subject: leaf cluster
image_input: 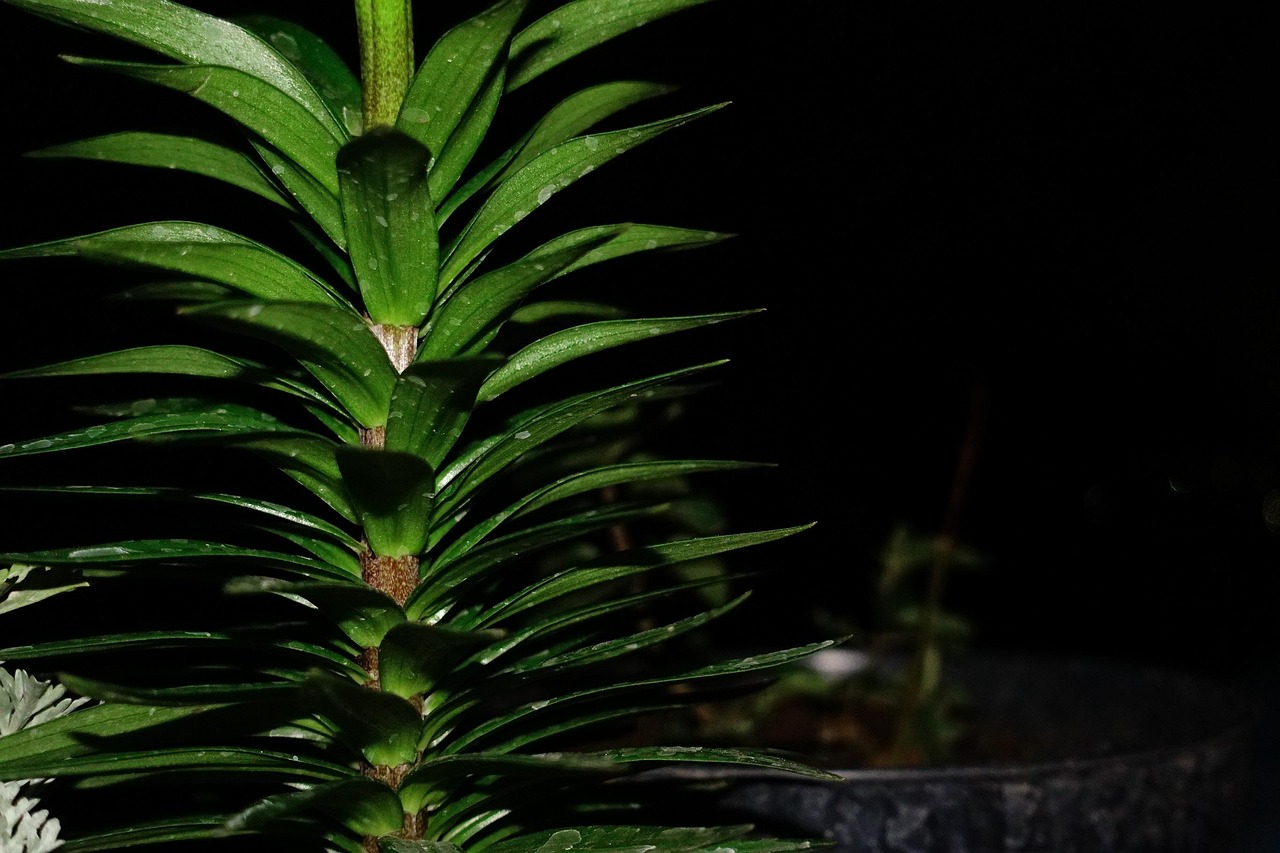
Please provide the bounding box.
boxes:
[0,1,827,850]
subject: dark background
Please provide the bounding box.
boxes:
[1,0,1276,838]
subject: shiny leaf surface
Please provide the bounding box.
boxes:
[338,128,438,325]
[28,131,293,207]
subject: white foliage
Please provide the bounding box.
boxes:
[1,781,64,853]
[1,669,90,852]
[0,669,89,738]
[0,566,87,617]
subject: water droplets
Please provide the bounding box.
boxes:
[537,829,580,853]
[268,31,301,60]
[514,430,532,440]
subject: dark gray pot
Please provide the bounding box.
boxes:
[685,654,1259,852]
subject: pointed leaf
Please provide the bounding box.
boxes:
[28,131,293,207]
[381,841,464,853]
[398,752,617,813]
[480,311,757,401]
[435,362,722,516]
[441,106,724,286]
[0,221,343,305]
[225,577,404,647]
[422,240,609,361]
[494,81,679,187]
[65,57,342,193]
[227,433,354,523]
[57,673,297,707]
[2,344,337,409]
[508,0,718,91]
[398,0,530,185]
[427,64,504,210]
[387,358,500,468]
[0,745,350,782]
[253,140,348,249]
[378,621,502,699]
[0,704,203,777]
[0,539,350,581]
[0,408,295,459]
[302,671,421,767]
[336,446,435,558]
[489,826,753,853]
[5,0,345,136]
[234,14,363,136]
[226,776,402,837]
[181,301,397,428]
[338,128,439,325]
[515,593,749,675]
[478,525,812,626]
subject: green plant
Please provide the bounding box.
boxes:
[0,1,836,850]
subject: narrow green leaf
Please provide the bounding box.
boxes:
[508,300,628,325]
[226,777,402,837]
[452,637,833,754]
[398,0,530,177]
[434,362,722,518]
[28,131,293,207]
[5,0,345,134]
[181,301,397,428]
[493,81,679,188]
[335,446,435,558]
[0,539,350,581]
[410,503,666,621]
[253,140,348,249]
[440,104,716,284]
[398,752,617,813]
[302,671,422,767]
[480,311,757,402]
[338,128,438,325]
[227,434,354,523]
[512,593,749,676]
[107,279,236,303]
[508,0,718,91]
[0,745,350,782]
[234,14,363,136]
[378,621,502,699]
[64,57,342,193]
[441,106,724,286]
[541,222,733,279]
[0,704,204,776]
[57,673,296,707]
[426,65,504,209]
[387,358,500,469]
[57,817,248,852]
[478,525,812,626]
[0,408,293,459]
[381,840,464,853]
[0,221,344,305]
[421,240,609,361]
[2,344,338,409]
[0,486,361,551]
[591,745,838,779]
[459,574,740,671]
[225,577,405,648]
[488,824,753,853]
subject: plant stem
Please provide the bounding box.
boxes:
[886,382,987,764]
[355,0,415,129]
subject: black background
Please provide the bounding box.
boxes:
[1,0,1276,793]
